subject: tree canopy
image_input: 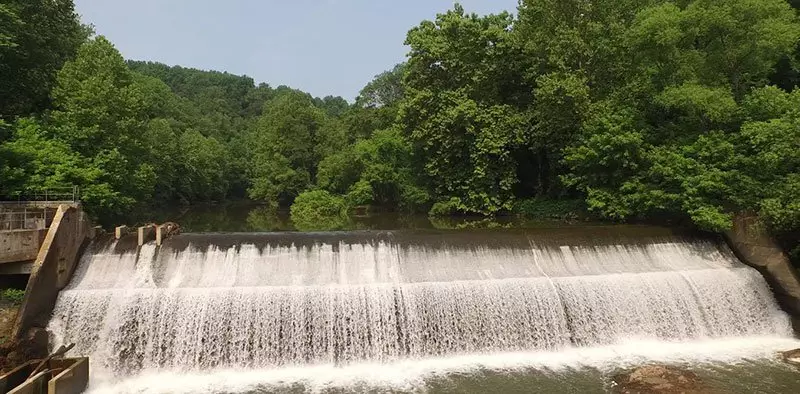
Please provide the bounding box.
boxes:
[1,0,799,262]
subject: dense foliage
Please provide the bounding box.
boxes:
[0,0,799,260]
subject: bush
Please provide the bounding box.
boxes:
[514,198,586,220]
[290,190,349,231]
[1,289,25,305]
[428,197,462,217]
[345,180,373,207]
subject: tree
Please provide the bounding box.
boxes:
[401,5,528,214]
[248,91,345,205]
[561,0,800,230]
[317,127,429,210]
[0,118,131,219]
[0,0,87,118]
[356,63,407,108]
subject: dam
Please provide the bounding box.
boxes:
[46,228,800,393]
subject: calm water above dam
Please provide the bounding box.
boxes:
[47,207,800,393]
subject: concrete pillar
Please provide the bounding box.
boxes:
[137,225,156,246]
[114,225,128,239]
[155,225,163,246]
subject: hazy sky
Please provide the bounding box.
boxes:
[74,1,519,101]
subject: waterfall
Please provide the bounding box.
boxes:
[46,230,796,392]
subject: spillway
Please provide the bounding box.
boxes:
[46,228,798,393]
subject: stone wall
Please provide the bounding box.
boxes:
[0,230,47,265]
[725,213,800,332]
[11,206,94,338]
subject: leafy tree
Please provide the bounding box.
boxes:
[175,129,229,201]
[356,63,407,108]
[401,5,529,215]
[0,118,131,218]
[317,127,428,210]
[562,0,800,231]
[315,95,350,118]
[248,91,345,205]
[0,0,87,118]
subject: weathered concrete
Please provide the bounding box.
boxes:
[137,225,155,246]
[155,222,180,246]
[0,357,87,394]
[0,360,36,392]
[48,358,88,394]
[114,225,129,240]
[7,370,47,394]
[0,261,34,275]
[0,230,48,265]
[725,213,800,331]
[12,206,94,338]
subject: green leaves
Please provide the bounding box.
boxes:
[248,91,345,206]
[656,83,739,124]
[289,190,349,231]
[0,0,87,118]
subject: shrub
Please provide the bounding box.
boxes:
[345,180,373,207]
[1,289,25,305]
[290,190,349,231]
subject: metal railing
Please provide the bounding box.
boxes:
[0,186,79,230]
[0,208,56,230]
[2,186,81,203]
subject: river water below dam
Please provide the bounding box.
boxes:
[45,227,800,393]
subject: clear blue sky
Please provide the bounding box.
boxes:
[74,0,520,101]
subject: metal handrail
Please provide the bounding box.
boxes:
[0,209,56,230]
[1,186,81,203]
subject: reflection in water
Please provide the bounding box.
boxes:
[126,202,592,233]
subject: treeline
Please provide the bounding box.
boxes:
[1,0,799,259]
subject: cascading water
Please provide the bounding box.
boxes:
[46,229,798,393]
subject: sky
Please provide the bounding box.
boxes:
[74,0,520,101]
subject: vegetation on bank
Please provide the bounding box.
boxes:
[0,0,798,262]
[0,289,24,306]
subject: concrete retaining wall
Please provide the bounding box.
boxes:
[725,213,800,331]
[7,370,47,394]
[0,230,48,264]
[48,358,88,394]
[12,206,94,338]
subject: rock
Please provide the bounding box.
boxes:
[162,222,181,237]
[782,348,800,366]
[26,327,48,353]
[613,365,710,393]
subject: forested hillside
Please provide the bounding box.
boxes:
[1,0,798,261]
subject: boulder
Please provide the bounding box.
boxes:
[162,222,181,237]
[613,365,710,393]
[782,348,800,366]
[0,326,48,373]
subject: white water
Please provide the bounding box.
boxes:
[46,234,797,393]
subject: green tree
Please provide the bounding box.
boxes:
[401,5,529,215]
[248,91,345,205]
[356,63,407,109]
[0,0,87,118]
[561,0,800,231]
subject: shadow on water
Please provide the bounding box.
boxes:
[125,201,697,234]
